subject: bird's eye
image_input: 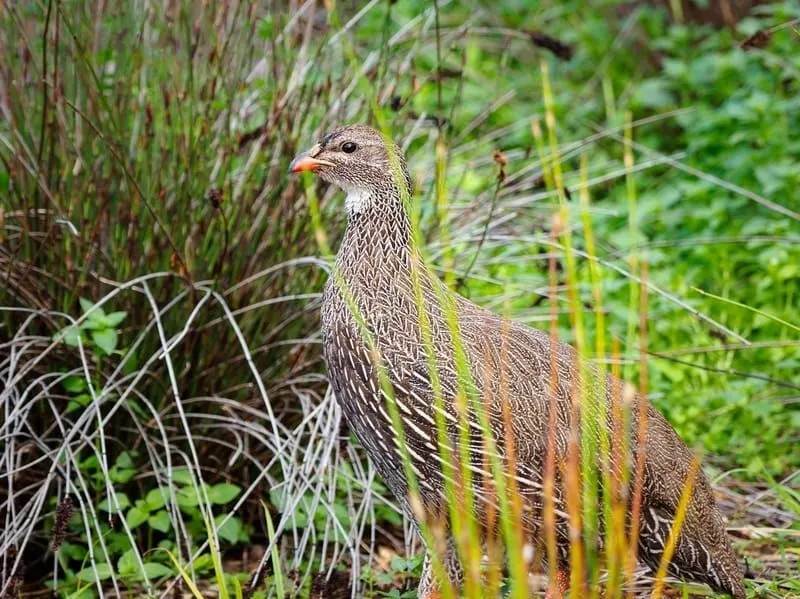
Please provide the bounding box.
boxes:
[341,141,357,153]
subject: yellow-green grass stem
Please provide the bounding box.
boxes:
[262,500,286,598]
[541,59,592,594]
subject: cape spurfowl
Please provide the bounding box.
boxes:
[290,125,745,598]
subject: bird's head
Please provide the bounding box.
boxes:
[290,124,411,213]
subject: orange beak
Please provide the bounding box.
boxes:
[289,144,335,173]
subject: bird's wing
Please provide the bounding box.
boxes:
[452,296,744,595]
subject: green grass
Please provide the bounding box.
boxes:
[2,0,799,597]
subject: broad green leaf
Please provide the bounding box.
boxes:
[268,488,286,511]
[98,492,130,513]
[76,562,113,582]
[110,465,135,484]
[208,483,240,505]
[192,553,214,573]
[80,455,99,470]
[633,78,674,109]
[126,506,148,529]
[92,328,118,355]
[214,514,242,544]
[62,376,86,393]
[118,551,173,581]
[103,311,128,327]
[59,542,87,562]
[116,452,135,468]
[146,487,168,510]
[284,504,309,528]
[170,467,194,486]
[106,530,133,555]
[79,297,95,314]
[148,510,171,533]
[80,297,106,320]
[56,325,83,347]
[72,393,92,407]
[142,562,173,579]
[176,486,201,508]
[117,549,138,577]
[80,318,106,330]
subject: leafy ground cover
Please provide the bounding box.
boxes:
[1,0,798,597]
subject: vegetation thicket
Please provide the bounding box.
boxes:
[1,1,798,597]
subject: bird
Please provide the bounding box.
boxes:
[290,124,745,599]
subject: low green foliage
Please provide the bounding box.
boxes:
[57,299,127,356]
[47,452,246,597]
[361,554,423,598]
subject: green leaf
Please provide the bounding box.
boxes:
[117,549,138,578]
[62,376,87,393]
[85,310,127,330]
[79,297,95,314]
[208,482,241,505]
[103,311,128,327]
[191,553,214,573]
[116,452,135,468]
[170,467,194,486]
[110,465,135,484]
[142,562,173,579]
[56,325,83,347]
[76,562,113,582]
[106,529,132,554]
[98,492,130,513]
[176,486,201,508]
[67,394,93,414]
[214,514,242,544]
[146,487,168,510]
[92,328,118,355]
[268,488,286,511]
[59,542,87,562]
[81,317,106,330]
[285,504,309,528]
[118,550,173,581]
[80,455,99,471]
[126,506,148,529]
[80,297,105,320]
[148,510,171,533]
[73,393,92,407]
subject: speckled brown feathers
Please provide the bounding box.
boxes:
[294,125,745,598]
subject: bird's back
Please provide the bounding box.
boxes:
[456,296,745,597]
[323,272,744,597]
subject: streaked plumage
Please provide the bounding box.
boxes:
[291,125,745,598]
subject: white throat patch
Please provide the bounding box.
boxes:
[344,189,371,214]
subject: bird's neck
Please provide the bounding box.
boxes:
[335,185,416,283]
[327,185,448,341]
